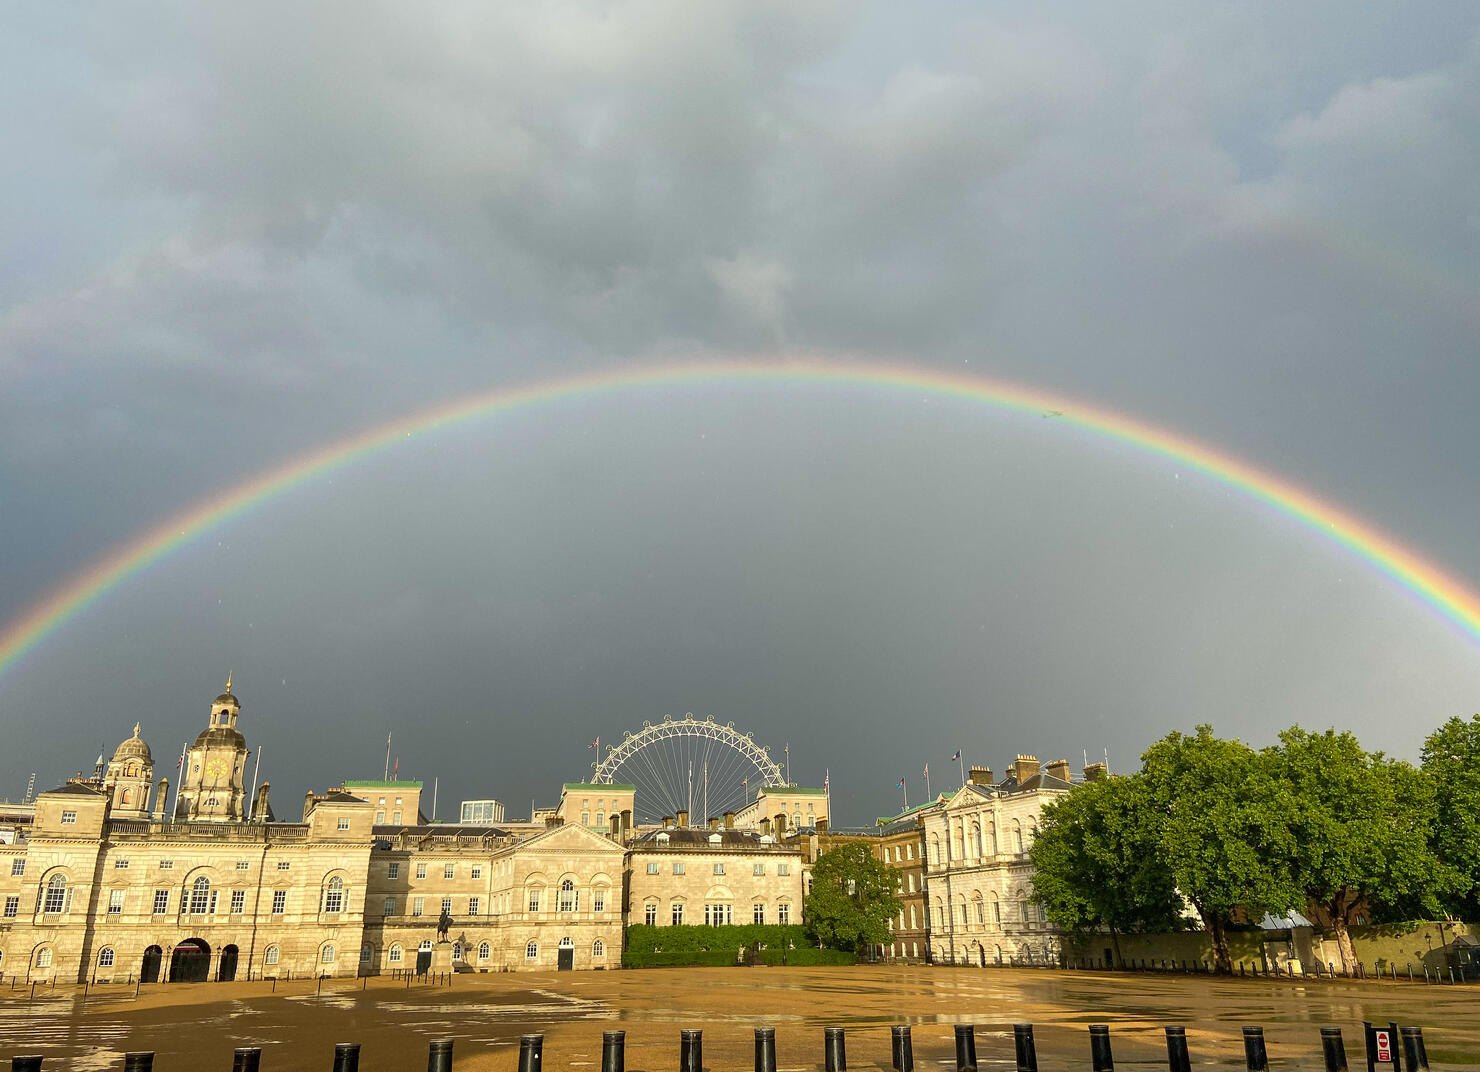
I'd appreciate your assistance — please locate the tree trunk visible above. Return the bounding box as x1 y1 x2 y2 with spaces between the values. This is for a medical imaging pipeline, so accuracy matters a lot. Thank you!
1331 894 1357 975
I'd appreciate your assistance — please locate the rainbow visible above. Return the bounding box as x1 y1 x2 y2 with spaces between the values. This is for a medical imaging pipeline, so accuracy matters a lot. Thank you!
4 357 1480 684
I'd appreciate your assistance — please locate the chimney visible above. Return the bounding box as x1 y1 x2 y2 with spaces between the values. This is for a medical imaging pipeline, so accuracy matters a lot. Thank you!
303 790 316 821
708 816 719 831
1082 762 1107 783
621 809 632 834
1013 754 1040 781
723 811 736 829
967 766 994 786
544 815 562 828
662 815 673 829
774 812 788 835
1045 759 1071 783
154 777 169 820
759 817 771 837
816 817 829 835
610 815 621 837
676 809 689 829
253 781 272 823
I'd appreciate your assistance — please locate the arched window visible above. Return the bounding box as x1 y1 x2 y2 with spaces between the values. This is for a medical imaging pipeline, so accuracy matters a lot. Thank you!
478 942 490 961
265 945 280 965
974 896 985 925
320 944 336 964
593 939 605 957
121 789 132 804
525 941 538 960
99 947 115 967
558 879 576 912
1012 820 1023 854
972 823 983 857
987 823 997 855
189 876 211 914
989 891 1001 926
323 875 344 914
930 835 940 865
43 874 67 914
387 945 402 964
35 947 53 968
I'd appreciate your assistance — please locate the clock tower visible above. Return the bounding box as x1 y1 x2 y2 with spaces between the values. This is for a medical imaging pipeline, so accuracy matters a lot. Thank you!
175 676 250 822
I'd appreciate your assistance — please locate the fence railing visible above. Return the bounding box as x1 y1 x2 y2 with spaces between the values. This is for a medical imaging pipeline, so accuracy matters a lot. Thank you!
3 1020 1433 1072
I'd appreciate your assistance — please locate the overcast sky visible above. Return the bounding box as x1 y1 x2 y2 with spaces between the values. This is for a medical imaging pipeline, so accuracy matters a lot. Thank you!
2 2 1477 824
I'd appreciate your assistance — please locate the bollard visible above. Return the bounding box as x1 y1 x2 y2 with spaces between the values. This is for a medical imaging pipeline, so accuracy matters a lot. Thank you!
233 1047 262 1072
333 1043 360 1072
755 1028 777 1072
1320 1027 1348 1072
1399 1027 1428 1072
680 1029 703 1072
1089 1025 1113 1072
824 1026 847 1072
518 1035 543 1072
1241 1027 1267 1072
428 1039 454 1072
12 1058 43 1072
1013 1024 1037 1072
954 1025 977 1072
1164 1027 1191 1072
891 1026 913 1072
123 1055 154 1072
602 1030 625 1072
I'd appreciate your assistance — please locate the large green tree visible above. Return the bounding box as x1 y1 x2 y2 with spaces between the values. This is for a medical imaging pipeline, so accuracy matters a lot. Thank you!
1267 727 1455 972
804 843 901 953
1141 725 1301 973
1030 774 1184 965
1422 715 1480 916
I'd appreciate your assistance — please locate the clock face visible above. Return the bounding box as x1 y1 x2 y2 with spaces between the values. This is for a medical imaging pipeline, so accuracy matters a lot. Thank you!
206 759 227 780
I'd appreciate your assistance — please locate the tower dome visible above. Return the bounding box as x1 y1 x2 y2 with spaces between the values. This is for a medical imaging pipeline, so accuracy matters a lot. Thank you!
111 723 153 764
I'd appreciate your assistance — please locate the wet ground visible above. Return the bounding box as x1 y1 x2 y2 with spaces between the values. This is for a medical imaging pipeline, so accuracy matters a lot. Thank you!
0 966 1472 1071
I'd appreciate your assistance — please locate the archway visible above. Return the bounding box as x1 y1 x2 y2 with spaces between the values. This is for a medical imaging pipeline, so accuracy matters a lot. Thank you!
217 944 238 982
140 945 163 984
170 938 211 983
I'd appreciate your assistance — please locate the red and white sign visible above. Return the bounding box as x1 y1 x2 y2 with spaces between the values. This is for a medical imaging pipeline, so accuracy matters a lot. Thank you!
1374 1030 1392 1063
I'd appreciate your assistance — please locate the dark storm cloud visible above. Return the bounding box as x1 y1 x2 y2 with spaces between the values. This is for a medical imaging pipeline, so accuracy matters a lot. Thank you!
1 2 1477 820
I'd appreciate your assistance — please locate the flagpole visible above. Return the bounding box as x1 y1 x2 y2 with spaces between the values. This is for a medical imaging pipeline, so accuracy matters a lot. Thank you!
384 733 392 781
924 764 930 798
170 741 187 821
901 777 908 811
958 750 966 787
246 745 261 821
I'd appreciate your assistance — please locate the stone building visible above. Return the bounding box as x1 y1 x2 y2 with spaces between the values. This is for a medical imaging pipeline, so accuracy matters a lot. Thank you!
627 820 805 930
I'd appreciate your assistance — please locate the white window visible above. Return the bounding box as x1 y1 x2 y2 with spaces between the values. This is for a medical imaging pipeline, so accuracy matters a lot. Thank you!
778 903 791 925
671 903 685 925
468 897 480 915
419 940 433 952
3 895 18 917
337 818 350 831
153 889 169 914
44 874 67 914
478 942 491 961
525 941 538 960
99 947 115 967
277 861 290 871
272 890 287 914
704 903 732 925
323 876 345 914
375 811 385 823
593 890 605 912
209 889 219 914
36 948 53 968
265 945 281 966
107 889 125 915
528 890 541 912
387 861 400 879
444 864 455 879
777 864 790 876
441 897 452 915
753 863 765 876
672 862 685 875
11 859 25 876
159 859 174 870
471 866 482 879
321 944 335 964
230 889 246 914
559 879 575 912
713 863 725 875
646 862 659 874
412 896 425 916
361 944 373 965
383 897 396 915
60 811 76 825
189 877 210 914
593 940 605 957
235 860 250 871
416 863 428 879
388 945 402 964
114 859 129 870
753 903 765 924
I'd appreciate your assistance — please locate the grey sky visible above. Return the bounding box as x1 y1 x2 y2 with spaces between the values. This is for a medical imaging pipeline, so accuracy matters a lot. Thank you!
1 2 1477 822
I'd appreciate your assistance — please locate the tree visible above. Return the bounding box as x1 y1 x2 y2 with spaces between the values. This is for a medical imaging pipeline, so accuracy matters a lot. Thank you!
804 843 901 953
1141 726 1301 973
1030 774 1184 965
1268 727 1455 973
1422 715 1480 917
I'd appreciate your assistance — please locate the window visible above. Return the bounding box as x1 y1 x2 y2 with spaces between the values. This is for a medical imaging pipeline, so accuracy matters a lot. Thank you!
581 812 590 826
5 895 19 918
361 944 374 965
321 944 335 964
60 811 76 825
324 876 345 914
525 941 538 960
387 861 400 879
906 844 914 860
337 818 351 831
412 896 425 916
753 903 765 924
108 889 124 914
646 862 659 874
375 811 385 824
387 945 402 964
441 897 453 915
468 896 480 915
645 902 658 925
452 941 463 960
416 863 428 879
471 866 482 879
592 890 605 913
975 900 985 925
262 945 280 966
153 889 169 914
444 864 455 879
188 877 210 915
114 859 130 870
528 890 540 912
671 903 685 925
99 947 115 967
235 860 250 871
44 874 67 914
672 862 685 875
753 863 765 876
209 889 219 914
705 903 732 926
392 811 402 824
713 863 725 875
36 948 53 968
160 859 175 869
419 940 433 952
10 859 23 876
593 940 605 957
778 903 791 925
277 861 290 871
383 897 397 916
777 864 790 876
559 879 575 912
231 889 246 914
479 942 491 961
272 890 287 914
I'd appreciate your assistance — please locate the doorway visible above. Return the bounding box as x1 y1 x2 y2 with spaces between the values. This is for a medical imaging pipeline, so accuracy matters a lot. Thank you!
557 938 574 971
170 938 211 983
140 945 163 984
218 944 238 982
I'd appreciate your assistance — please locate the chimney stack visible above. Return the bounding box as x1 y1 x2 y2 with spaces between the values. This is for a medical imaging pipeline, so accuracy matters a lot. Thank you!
967 766 994 786
816 817 829 835
662 815 673 829
1012 754 1040 781
676 809 689 829
723 811 735 829
1045 759 1072 783
303 790 316 821
1082 762 1107 783
759 817 771 837
708 816 719 831
253 781 272 823
775 812 788 835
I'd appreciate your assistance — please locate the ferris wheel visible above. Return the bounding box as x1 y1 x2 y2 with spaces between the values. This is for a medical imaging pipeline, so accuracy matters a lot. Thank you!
591 715 786 825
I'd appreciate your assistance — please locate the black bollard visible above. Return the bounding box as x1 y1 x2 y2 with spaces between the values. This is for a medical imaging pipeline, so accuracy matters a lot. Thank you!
333 1043 360 1072
891 1026 913 1072
123 1055 154 1072
602 1031 625 1072
518 1035 543 1072
233 1047 262 1072
428 1039 454 1072
1320 1028 1348 1072
824 1027 847 1072
1089 1025 1113 1072
680 1029 703 1072
1013 1024 1037 1072
954 1025 977 1072
12 1058 43 1072
1241 1027 1267 1072
755 1028 777 1072
1399 1027 1429 1072
1164 1027 1191 1072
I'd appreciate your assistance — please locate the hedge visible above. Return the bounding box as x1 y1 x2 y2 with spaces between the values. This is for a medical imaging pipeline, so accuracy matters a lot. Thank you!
623 923 810 955
623 946 856 968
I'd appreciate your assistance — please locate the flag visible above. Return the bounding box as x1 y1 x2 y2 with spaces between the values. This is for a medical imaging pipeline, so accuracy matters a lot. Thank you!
823 771 829 791
923 763 929 778
176 753 183 770
950 750 961 761
393 758 399 777
897 778 905 789
590 737 600 751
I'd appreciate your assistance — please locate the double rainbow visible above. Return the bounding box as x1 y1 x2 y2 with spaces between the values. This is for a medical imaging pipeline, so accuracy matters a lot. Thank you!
3 357 1479 683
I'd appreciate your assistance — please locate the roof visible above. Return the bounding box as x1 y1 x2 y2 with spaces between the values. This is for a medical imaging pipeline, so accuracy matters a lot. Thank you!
371 824 510 839
996 771 1074 794
214 692 239 706
111 726 152 763
316 791 369 805
343 780 424 790
43 782 106 797
632 827 790 849
761 786 828 795
193 724 246 749
562 783 635 792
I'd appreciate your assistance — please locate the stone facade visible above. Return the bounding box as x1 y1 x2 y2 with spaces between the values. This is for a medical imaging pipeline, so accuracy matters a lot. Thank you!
627 826 805 929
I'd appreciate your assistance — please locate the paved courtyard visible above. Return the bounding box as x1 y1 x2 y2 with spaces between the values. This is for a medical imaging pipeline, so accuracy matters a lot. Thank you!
1 966 1473 1071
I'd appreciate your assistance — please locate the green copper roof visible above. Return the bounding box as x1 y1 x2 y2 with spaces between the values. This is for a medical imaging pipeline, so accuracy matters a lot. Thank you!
562 782 635 792
343 780 424 789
